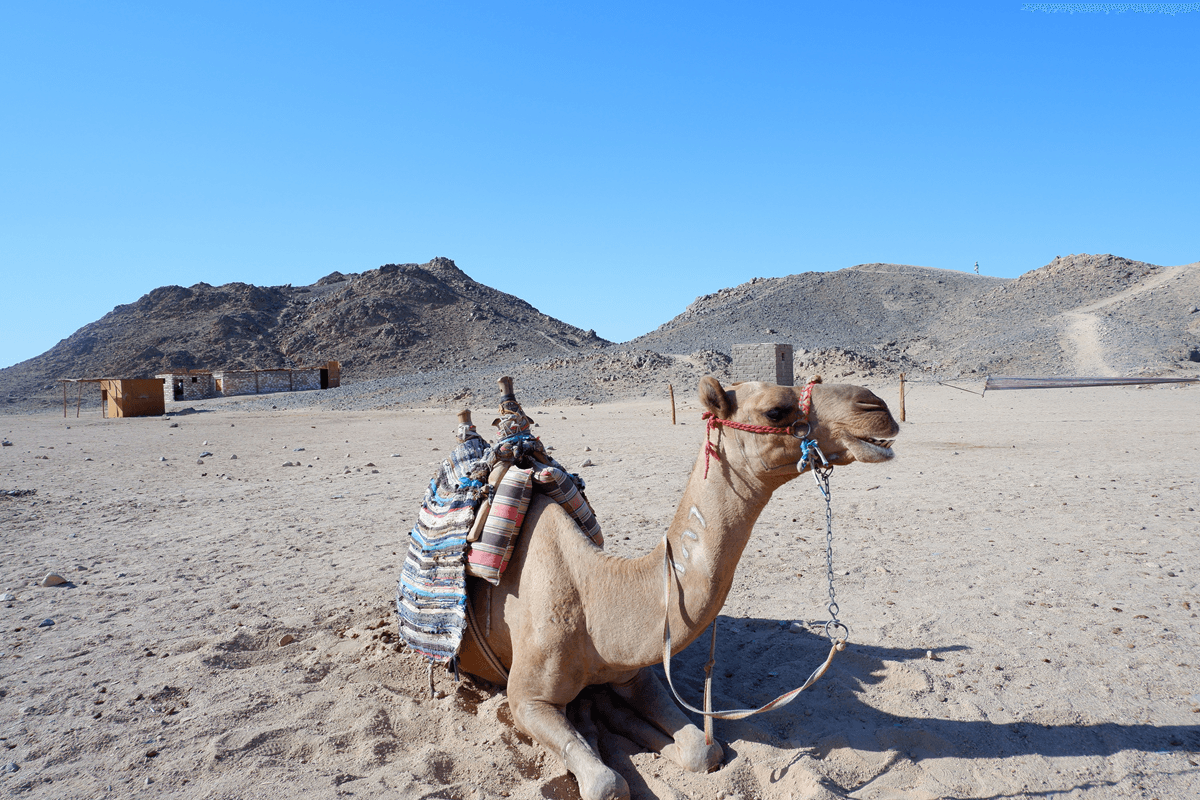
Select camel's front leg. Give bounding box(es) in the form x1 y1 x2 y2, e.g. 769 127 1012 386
610 668 723 773
508 673 629 800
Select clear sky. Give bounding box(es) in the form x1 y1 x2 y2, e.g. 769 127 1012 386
2 2 1197 370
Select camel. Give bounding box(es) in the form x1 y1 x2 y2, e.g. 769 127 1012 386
453 376 900 800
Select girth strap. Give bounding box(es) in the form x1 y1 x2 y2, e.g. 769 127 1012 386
465 591 509 683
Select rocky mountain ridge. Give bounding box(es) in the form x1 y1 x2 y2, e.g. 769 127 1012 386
2 253 1197 411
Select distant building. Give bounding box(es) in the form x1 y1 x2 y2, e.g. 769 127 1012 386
733 343 794 385
155 361 340 404
99 379 166 418
59 378 166 418
161 371 215 402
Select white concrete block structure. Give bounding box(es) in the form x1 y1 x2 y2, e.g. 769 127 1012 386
732 343 793 386
156 361 339 403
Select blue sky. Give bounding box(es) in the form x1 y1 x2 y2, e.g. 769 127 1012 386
2 2 1197 370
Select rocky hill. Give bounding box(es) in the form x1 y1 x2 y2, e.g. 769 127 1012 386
632 254 1200 380
0 257 607 410
2 253 1197 412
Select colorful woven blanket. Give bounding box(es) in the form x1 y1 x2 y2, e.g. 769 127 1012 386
396 431 490 663
397 419 602 665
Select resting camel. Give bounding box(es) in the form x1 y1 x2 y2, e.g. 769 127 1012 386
455 376 899 800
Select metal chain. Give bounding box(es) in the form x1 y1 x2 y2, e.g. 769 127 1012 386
809 453 847 642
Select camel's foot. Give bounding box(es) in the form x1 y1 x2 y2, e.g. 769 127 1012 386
661 723 723 773
565 745 630 800
509 692 630 800
568 698 631 800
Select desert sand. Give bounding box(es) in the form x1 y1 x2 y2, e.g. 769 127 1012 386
2 380 1198 799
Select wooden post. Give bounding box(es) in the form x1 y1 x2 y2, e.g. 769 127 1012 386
63 382 67 418
669 384 676 425
898 373 906 422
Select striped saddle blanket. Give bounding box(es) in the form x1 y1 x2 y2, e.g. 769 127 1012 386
396 427 601 664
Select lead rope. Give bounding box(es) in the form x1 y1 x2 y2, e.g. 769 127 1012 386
660 441 847 745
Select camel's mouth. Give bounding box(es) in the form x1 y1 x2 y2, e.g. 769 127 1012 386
839 434 896 463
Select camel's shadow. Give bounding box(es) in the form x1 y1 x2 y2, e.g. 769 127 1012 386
650 614 1200 763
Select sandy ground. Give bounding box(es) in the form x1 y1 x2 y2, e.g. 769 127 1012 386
2 381 1198 799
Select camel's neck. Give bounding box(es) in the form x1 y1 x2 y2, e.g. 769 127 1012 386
606 431 786 668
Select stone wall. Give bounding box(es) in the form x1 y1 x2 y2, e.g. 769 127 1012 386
156 373 215 403
732 343 793 385
214 369 323 396
156 366 331 402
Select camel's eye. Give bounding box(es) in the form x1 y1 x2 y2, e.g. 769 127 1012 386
764 407 787 424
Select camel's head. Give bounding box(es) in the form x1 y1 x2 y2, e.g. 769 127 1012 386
698 376 899 479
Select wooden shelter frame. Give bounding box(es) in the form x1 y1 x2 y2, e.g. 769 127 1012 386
58 378 165 418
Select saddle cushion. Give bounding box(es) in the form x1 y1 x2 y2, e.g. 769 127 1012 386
465 466 533 584
532 465 603 545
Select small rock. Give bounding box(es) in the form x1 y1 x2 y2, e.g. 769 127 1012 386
580 459 594 467
40 573 67 587
293 447 305 452
788 621 806 633
199 451 213 458
584 446 592 452
196 459 204 465
2 763 18 774
37 618 55 628
1 593 15 601
75 565 87 572
364 462 376 467
159 456 167 462
230 454 237 460
279 634 296 646
282 461 296 467
390 453 401 458
1 440 11 447
169 423 178 428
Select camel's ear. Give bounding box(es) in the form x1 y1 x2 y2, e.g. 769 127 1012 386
699 376 733 419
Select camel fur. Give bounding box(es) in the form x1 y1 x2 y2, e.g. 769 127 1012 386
453 376 900 800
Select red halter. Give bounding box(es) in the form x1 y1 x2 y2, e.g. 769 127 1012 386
700 378 820 478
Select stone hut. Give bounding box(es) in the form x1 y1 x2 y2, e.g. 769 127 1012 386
155 362 340 402
157 372 215 404
732 343 794 386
